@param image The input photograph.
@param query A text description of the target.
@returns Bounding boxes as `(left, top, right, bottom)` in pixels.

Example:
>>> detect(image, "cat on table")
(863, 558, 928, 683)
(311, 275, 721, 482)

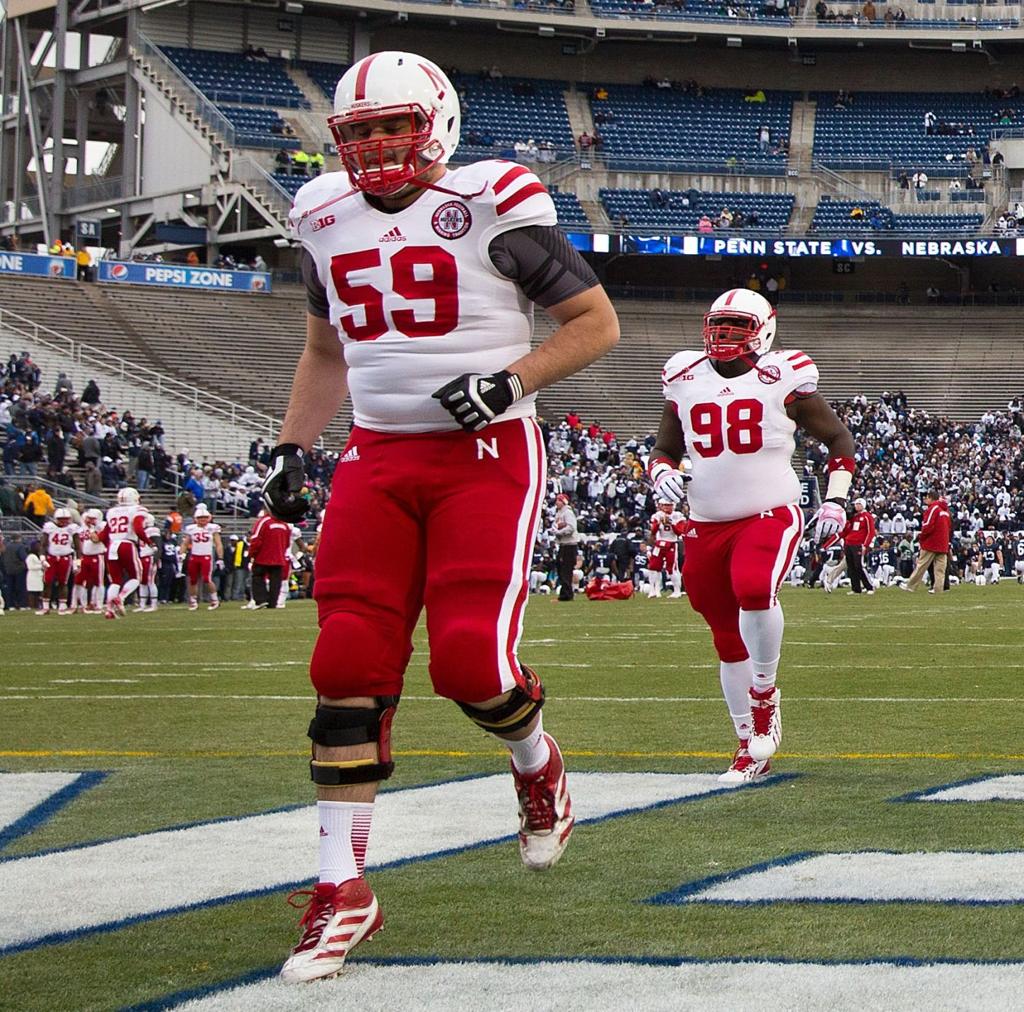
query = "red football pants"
(311, 418, 546, 703)
(44, 555, 73, 587)
(683, 505, 804, 662)
(107, 541, 140, 585)
(647, 540, 678, 574)
(187, 555, 213, 585)
(76, 554, 105, 587)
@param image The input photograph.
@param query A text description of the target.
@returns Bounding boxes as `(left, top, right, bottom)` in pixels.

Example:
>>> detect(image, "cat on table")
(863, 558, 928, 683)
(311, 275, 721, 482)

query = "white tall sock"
(497, 716, 550, 776)
(720, 659, 754, 739)
(318, 800, 374, 885)
(121, 578, 140, 603)
(106, 583, 121, 604)
(670, 571, 682, 594)
(739, 605, 785, 693)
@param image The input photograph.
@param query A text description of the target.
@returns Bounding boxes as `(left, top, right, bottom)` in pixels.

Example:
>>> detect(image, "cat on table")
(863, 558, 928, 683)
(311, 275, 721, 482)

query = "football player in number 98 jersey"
(263, 51, 619, 984)
(647, 289, 855, 784)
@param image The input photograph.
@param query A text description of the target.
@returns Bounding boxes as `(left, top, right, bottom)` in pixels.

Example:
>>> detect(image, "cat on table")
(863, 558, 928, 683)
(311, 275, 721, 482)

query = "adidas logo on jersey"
(378, 227, 407, 243)
(685, 528, 698, 538)
(716, 387, 733, 396)
(340, 446, 360, 463)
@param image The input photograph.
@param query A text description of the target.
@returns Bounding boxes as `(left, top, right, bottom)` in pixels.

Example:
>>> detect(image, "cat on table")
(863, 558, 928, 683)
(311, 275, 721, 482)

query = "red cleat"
(512, 733, 575, 871)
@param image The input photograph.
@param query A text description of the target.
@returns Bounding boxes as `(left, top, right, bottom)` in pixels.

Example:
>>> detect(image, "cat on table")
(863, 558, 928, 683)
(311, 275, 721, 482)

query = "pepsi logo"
(48, 261, 64, 277)
(110, 263, 129, 280)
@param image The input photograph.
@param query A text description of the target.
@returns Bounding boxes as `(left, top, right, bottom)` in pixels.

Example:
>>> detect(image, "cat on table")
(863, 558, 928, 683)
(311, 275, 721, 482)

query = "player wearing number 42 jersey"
(648, 288, 855, 784)
(261, 51, 619, 984)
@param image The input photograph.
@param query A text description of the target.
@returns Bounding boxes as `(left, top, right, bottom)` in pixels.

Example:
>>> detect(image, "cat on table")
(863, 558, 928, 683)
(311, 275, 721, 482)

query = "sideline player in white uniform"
(183, 503, 223, 610)
(646, 500, 687, 598)
(261, 52, 618, 983)
(648, 289, 855, 782)
(104, 487, 152, 618)
(73, 508, 108, 613)
(135, 512, 161, 612)
(1012, 532, 1024, 582)
(39, 508, 79, 614)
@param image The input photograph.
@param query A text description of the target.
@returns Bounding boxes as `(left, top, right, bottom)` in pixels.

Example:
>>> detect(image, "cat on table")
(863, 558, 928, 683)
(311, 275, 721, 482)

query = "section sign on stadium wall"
(97, 260, 272, 293)
(0, 251, 76, 279)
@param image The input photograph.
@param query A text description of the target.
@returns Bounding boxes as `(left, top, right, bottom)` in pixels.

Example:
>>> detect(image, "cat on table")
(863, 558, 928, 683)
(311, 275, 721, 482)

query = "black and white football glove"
(261, 443, 309, 523)
(432, 370, 524, 433)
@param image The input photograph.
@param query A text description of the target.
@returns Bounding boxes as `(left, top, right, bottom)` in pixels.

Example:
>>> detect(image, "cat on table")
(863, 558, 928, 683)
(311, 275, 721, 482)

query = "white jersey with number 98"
(291, 161, 557, 434)
(661, 349, 820, 523)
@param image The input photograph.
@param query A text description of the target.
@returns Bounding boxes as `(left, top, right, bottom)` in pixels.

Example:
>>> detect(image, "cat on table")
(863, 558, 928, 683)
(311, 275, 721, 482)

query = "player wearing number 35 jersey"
(262, 52, 619, 984)
(648, 289, 855, 784)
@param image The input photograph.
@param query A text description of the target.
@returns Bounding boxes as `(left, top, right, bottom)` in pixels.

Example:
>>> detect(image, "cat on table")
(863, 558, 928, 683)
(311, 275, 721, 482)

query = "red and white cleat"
(207, 600, 220, 610)
(111, 595, 126, 617)
(719, 742, 772, 784)
(512, 733, 575, 871)
(748, 687, 781, 761)
(103, 608, 118, 620)
(188, 600, 199, 611)
(279, 878, 383, 984)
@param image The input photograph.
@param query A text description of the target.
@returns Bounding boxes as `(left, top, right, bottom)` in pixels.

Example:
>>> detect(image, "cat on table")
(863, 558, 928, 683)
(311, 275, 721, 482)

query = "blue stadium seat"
(599, 188, 794, 231)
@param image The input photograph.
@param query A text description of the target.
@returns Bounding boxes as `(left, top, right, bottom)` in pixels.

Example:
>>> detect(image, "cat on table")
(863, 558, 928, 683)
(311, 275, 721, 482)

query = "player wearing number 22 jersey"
(262, 52, 619, 984)
(648, 288, 856, 784)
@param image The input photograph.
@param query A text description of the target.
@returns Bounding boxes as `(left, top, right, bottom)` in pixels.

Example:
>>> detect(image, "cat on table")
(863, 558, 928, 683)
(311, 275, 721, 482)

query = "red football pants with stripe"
(311, 418, 546, 703)
(682, 504, 804, 663)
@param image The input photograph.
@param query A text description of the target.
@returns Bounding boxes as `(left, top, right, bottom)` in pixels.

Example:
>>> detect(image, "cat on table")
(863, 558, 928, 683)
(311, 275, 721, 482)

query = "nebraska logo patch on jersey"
(431, 201, 472, 240)
(311, 214, 336, 232)
(758, 365, 781, 385)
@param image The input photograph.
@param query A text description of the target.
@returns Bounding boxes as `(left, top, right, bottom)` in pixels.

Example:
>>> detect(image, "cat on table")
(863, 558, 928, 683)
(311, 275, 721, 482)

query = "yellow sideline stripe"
(3, 748, 1024, 761)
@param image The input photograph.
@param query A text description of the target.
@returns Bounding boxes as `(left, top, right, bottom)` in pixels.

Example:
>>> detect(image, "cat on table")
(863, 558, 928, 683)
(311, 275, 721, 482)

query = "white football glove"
(812, 500, 846, 545)
(649, 460, 691, 504)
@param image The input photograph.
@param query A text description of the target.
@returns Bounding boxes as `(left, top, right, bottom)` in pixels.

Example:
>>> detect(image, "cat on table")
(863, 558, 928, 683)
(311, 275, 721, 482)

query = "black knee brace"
(307, 697, 399, 786)
(456, 667, 544, 736)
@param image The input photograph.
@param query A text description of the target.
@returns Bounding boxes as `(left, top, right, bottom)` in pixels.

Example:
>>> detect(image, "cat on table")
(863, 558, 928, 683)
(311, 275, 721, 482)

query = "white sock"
(93, 586, 104, 609)
(647, 571, 659, 596)
(139, 585, 148, 605)
(107, 583, 121, 604)
(739, 605, 784, 694)
(720, 659, 754, 739)
(318, 800, 374, 885)
(671, 571, 682, 594)
(121, 578, 140, 602)
(498, 718, 550, 776)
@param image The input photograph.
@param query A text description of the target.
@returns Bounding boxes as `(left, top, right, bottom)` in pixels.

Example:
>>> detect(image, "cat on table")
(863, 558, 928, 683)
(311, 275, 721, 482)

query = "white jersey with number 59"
(291, 161, 557, 433)
(661, 349, 820, 523)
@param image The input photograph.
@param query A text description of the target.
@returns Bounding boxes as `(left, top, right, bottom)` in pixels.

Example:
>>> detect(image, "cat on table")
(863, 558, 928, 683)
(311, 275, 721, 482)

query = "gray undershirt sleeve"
(488, 225, 600, 308)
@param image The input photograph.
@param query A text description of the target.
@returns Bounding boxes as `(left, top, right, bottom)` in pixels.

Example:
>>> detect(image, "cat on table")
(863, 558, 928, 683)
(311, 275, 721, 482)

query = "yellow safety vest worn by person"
(25, 488, 55, 517)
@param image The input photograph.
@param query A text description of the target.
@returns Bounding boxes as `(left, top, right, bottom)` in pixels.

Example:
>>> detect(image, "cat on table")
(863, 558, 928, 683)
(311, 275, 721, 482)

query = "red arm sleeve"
(132, 515, 152, 546)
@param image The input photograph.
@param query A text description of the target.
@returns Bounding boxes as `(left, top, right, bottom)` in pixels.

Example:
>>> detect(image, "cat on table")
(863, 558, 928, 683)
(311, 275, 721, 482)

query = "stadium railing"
(0, 306, 282, 442)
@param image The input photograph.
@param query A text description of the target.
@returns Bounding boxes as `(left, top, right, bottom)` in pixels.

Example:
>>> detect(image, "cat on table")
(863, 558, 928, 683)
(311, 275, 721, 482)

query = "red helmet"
(555, 493, 569, 506)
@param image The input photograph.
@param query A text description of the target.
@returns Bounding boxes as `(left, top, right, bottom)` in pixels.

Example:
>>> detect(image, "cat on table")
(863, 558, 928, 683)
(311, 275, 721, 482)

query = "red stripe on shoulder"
(792, 360, 815, 370)
(493, 165, 533, 195)
(495, 181, 548, 217)
(787, 351, 805, 361)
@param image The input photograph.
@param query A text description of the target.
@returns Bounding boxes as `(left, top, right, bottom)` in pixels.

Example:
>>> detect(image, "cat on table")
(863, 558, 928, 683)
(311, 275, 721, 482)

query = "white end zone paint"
(0, 773, 758, 953)
(168, 960, 1024, 1012)
(912, 776, 1024, 803)
(0, 773, 82, 837)
(674, 852, 1024, 904)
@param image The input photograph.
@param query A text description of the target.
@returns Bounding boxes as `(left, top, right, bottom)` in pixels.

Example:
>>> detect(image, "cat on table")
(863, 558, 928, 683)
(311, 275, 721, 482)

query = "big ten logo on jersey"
(329, 246, 458, 342)
(689, 398, 764, 457)
(311, 214, 336, 233)
(431, 201, 472, 240)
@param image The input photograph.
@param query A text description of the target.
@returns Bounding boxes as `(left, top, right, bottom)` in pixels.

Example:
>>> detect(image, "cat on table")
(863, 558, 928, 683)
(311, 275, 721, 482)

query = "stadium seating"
(600, 189, 794, 232)
(301, 60, 348, 101)
(591, 85, 793, 174)
(813, 91, 1008, 176)
(218, 106, 292, 148)
(811, 199, 983, 234)
(588, 0, 793, 23)
(454, 75, 576, 154)
(160, 47, 309, 109)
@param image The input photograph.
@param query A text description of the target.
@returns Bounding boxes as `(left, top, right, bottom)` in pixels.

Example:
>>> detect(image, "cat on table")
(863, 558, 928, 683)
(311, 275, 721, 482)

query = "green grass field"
(2, 584, 1023, 1010)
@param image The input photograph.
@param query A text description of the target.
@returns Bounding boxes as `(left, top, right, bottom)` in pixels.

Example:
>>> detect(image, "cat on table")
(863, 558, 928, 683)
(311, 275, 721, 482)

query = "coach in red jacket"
(841, 497, 876, 595)
(904, 491, 952, 593)
(248, 510, 291, 608)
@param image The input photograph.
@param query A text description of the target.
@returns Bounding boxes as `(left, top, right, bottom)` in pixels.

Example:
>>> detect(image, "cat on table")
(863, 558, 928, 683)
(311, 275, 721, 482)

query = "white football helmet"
(194, 504, 211, 522)
(329, 51, 460, 196)
(703, 289, 777, 362)
(83, 508, 103, 527)
(117, 487, 140, 506)
(54, 507, 73, 526)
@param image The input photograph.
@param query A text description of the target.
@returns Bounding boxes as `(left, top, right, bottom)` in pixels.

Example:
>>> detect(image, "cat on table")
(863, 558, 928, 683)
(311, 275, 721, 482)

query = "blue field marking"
(3, 771, 775, 959)
(0, 770, 108, 853)
(891, 774, 1024, 803)
(648, 848, 1024, 907)
(123, 954, 1024, 1012)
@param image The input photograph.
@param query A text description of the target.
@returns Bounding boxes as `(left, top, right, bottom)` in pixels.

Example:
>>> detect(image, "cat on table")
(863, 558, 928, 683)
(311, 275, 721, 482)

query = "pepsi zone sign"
(0, 252, 77, 279)
(98, 260, 271, 292)
(565, 234, 1024, 258)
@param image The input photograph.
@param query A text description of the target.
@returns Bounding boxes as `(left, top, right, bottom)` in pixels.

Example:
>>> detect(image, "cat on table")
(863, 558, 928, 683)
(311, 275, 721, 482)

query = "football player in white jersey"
(261, 52, 618, 983)
(646, 500, 687, 598)
(182, 503, 223, 610)
(648, 289, 855, 783)
(39, 508, 79, 614)
(104, 487, 153, 618)
(135, 512, 161, 612)
(74, 508, 108, 613)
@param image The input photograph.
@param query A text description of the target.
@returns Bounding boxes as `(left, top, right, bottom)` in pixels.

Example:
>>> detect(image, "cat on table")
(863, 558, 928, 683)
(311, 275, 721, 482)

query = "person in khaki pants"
(903, 491, 952, 593)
